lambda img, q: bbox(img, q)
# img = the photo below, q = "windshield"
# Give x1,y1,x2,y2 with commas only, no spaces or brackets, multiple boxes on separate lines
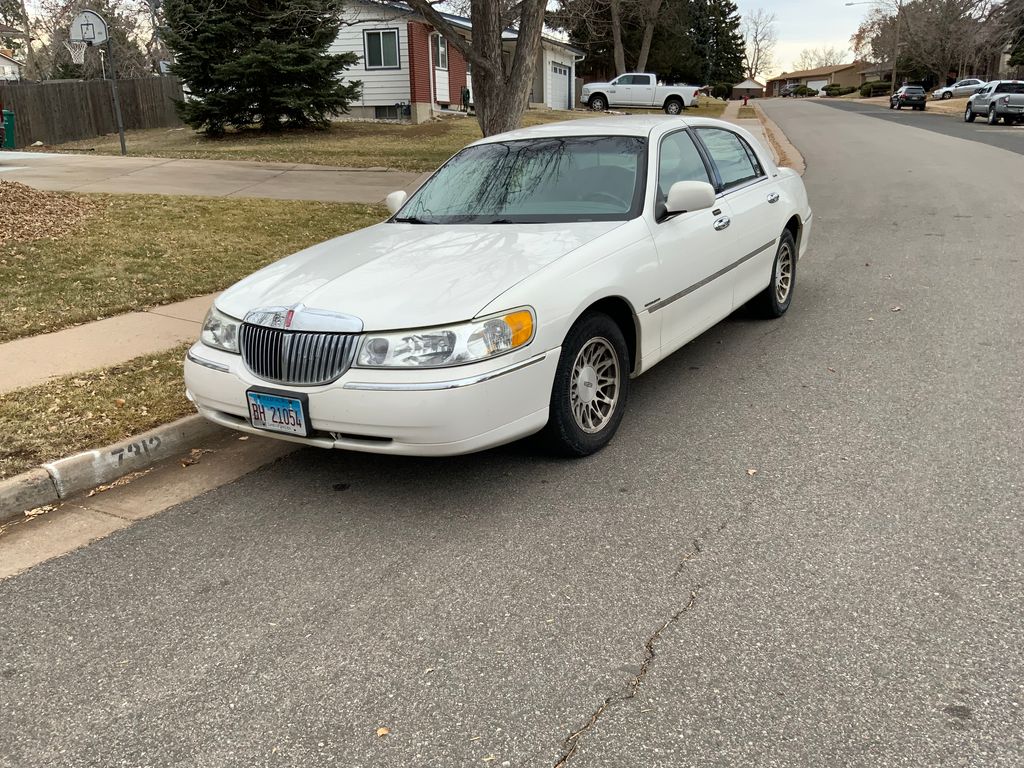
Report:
395,136,648,224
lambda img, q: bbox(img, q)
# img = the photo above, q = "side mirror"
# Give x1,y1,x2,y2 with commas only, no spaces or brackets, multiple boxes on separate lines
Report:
664,180,716,216
385,190,408,214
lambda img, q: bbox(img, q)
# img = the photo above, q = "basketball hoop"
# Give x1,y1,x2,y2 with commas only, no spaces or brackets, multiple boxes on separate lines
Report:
64,40,89,66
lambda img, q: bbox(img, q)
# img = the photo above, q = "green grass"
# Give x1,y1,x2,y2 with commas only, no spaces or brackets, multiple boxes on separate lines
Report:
0,195,386,343
0,344,193,480
49,100,727,172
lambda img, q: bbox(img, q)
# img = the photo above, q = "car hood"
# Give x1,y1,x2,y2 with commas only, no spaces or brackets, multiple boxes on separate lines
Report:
216,221,624,330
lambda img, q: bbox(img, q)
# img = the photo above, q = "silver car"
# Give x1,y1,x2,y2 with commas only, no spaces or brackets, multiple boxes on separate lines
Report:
932,78,985,100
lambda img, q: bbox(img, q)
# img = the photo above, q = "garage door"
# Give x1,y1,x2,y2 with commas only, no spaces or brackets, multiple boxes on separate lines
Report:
806,79,829,94
550,63,570,110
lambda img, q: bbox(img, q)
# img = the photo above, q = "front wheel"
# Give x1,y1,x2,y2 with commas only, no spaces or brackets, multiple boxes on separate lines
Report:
541,313,630,457
664,98,683,115
965,105,976,122
753,230,796,318
941,91,952,100
589,95,607,112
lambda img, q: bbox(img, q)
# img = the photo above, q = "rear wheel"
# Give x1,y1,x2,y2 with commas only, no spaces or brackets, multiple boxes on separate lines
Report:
965,104,976,122
664,98,683,115
988,107,1000,125
753,230,796,318
541,313,629,457
589,95,607,112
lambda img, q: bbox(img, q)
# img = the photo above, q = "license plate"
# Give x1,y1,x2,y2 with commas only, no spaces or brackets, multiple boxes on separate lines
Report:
246,390,309,436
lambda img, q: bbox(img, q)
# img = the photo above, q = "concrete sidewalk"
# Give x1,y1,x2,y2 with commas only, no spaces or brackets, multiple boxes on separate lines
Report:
0,294,215,394
0,151,427,204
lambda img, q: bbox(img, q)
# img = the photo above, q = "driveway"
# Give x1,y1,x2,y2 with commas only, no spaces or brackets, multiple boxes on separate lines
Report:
2,99,1022,767
0,151,427,203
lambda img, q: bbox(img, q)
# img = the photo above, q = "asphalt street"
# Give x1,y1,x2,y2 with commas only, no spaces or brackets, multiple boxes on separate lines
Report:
2,99,1022,767
814,97,1024,156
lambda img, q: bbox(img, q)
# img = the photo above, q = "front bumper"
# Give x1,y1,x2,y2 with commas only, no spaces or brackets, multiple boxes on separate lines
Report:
184,343,560,456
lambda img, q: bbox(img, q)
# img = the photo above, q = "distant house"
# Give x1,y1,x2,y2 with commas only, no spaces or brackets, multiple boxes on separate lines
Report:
0,49,21,82
732,78,764,99
766,62,862,97
333,0,584,123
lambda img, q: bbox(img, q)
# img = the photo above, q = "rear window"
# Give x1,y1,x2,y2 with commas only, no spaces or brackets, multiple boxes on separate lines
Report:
904,87,925,93
995,82,1024,94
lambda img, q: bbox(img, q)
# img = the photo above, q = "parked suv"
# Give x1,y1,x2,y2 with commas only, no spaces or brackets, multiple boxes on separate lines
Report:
890,85,927,111
964,80,1024,125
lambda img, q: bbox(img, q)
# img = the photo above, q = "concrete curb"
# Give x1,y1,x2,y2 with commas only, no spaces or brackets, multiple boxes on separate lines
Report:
755,105,806,176
0,414,224,525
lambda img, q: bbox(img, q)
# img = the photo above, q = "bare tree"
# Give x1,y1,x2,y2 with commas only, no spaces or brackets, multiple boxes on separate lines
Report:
395,0,547,136
793,46,849,70
556,0,665,76
741,8,776,79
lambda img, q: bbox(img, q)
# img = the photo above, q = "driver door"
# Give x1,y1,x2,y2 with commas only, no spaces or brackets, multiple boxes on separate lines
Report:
650,129,738,352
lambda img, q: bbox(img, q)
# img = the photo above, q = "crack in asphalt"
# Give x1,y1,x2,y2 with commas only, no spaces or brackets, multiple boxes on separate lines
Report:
551,583,703,768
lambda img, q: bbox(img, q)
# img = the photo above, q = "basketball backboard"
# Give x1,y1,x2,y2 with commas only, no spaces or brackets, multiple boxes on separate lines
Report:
69,10,109,47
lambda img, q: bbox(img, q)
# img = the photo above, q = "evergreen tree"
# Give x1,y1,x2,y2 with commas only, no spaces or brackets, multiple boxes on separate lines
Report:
689,0,744,86
161,0,361,135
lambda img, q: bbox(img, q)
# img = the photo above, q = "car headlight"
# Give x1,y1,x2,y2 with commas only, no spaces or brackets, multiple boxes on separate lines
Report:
357,308,535,368
200,306,241,353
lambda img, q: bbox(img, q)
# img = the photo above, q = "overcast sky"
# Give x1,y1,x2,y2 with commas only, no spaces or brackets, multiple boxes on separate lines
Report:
736,0,869,77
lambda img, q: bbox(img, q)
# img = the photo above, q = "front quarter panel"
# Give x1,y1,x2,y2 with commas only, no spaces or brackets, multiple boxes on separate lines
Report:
476,218,661,372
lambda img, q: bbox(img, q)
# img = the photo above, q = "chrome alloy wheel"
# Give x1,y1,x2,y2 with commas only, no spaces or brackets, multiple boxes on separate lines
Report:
570,338,620,434
775,241,794,305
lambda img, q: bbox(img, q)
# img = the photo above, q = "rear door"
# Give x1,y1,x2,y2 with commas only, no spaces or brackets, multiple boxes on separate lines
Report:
628,74,655,106
694,126,783,308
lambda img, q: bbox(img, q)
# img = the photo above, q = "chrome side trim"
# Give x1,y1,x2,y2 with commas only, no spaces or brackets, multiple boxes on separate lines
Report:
187,349,231,373
647,238,777,313
343,352,549,391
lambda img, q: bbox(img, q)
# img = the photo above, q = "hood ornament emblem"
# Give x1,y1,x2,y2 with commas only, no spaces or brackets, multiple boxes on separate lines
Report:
244,304,363,334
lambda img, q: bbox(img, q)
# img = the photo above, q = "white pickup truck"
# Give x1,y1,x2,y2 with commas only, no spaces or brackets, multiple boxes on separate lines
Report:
581,74,701,114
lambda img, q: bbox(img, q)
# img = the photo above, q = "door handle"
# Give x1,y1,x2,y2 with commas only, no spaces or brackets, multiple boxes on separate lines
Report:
713,216,731,231
767,192,780,204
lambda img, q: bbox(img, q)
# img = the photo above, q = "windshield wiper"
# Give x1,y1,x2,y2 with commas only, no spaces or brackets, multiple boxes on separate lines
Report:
393,216,432,224
486,219,516,224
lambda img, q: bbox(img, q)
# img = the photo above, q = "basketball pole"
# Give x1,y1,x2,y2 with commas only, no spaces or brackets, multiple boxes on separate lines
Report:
105,38,127,156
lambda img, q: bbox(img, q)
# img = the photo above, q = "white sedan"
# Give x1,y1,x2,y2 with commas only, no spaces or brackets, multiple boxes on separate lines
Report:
184,115,812,457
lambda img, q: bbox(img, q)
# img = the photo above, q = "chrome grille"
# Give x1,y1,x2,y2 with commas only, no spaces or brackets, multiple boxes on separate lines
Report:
240,324,359,386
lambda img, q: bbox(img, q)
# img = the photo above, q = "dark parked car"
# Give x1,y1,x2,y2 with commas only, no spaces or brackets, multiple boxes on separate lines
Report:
890,85,927,111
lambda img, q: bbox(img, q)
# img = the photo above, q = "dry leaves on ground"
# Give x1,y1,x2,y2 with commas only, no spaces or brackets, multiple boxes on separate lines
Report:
0,180,99,246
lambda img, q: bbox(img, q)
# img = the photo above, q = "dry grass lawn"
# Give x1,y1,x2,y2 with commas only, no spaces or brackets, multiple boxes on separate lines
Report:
0,344,193,480
48,101,727,172
1,194,386,343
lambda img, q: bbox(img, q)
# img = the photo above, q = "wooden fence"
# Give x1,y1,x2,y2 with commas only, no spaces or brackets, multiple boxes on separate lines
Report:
0,77,184,148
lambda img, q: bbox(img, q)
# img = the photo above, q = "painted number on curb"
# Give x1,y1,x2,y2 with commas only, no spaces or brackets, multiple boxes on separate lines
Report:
110,436,162,466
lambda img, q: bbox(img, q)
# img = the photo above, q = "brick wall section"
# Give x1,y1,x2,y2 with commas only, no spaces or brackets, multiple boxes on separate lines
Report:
408,21,432,104
448,45,468,105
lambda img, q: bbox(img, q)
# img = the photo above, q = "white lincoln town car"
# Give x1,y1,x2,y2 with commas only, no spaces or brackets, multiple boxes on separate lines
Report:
185,115,812,457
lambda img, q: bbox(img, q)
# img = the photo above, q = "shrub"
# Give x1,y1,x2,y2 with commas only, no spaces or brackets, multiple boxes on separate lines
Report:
711,82,731,99
860,80,891,98
794,85,818,97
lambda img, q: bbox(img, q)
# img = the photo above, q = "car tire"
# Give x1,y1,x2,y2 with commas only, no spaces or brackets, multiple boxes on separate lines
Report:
988,107,999,125
541,312,630,457
754,230,797,319
589,95,607,112
664,98,683,115
941,91,952,100
896,103,902,110
965,105,976,122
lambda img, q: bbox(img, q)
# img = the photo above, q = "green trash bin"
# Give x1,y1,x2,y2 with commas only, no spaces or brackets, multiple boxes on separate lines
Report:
1,109,14,149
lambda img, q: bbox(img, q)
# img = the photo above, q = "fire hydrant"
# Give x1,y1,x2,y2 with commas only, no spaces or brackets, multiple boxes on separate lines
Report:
743,94,749,106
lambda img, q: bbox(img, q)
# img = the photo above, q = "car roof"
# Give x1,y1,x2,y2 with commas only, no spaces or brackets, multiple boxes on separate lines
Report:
470,115,737,145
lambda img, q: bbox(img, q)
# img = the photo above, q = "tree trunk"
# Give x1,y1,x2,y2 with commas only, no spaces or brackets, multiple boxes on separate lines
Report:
610,0,627,75
404,0,546,137
635,0,664,74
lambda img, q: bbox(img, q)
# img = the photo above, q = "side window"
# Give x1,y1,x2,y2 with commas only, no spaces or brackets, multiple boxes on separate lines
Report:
633,75,652,86
658,130,711,202
696,128,763,190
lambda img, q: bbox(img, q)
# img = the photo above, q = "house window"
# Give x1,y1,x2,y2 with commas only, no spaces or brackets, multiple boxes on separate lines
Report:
375,105,401,120
432,34,448,70
364,29,399,70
